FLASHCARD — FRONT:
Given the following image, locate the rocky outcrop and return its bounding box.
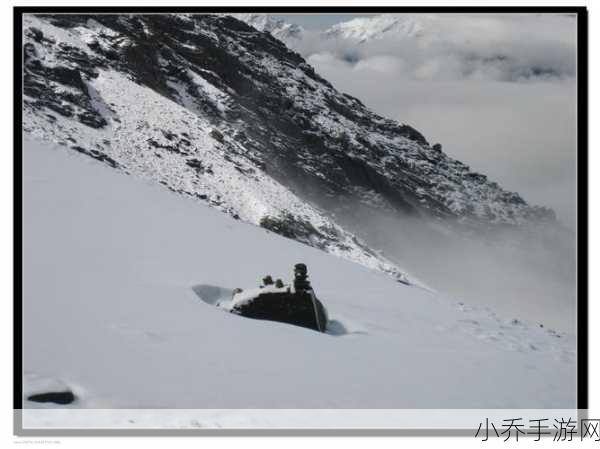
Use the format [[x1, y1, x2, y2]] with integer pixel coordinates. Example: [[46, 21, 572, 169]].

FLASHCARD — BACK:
[[230, 264, 328, 332]]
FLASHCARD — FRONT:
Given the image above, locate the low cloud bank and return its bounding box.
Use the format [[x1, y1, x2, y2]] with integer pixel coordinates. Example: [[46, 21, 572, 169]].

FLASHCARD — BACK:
[[291, 14, 577, 228], [334, 203, 576, 333], [298, 14, 576, 83]]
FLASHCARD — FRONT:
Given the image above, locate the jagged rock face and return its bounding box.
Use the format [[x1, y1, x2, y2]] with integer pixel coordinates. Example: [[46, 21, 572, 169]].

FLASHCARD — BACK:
[[22, 13, 556, 281]]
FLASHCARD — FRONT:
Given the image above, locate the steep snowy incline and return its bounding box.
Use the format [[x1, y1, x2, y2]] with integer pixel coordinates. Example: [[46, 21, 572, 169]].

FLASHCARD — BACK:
[[23, 138, 575, 412], [23, 13, 555, 233]]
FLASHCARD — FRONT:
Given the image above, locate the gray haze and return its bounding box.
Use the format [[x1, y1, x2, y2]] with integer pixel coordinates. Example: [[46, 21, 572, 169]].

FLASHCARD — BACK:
[[333, 203, 576, 333]]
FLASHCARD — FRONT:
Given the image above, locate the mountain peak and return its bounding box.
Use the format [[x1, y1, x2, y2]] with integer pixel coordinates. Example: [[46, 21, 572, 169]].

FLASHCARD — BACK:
[[229, 13, 305, 42], [325, 14, 430, 42]]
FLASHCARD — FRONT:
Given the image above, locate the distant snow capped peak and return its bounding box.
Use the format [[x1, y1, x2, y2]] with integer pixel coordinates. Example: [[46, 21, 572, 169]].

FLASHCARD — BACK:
[[229, 13, 304, 42], [232, 13, 430, 45], [229, 13, 282, 33], [325, 14, 433, 43]]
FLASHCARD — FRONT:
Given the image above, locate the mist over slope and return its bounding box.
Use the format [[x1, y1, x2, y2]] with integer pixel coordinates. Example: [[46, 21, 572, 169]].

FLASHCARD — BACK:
[[237, 12, 577, 225]]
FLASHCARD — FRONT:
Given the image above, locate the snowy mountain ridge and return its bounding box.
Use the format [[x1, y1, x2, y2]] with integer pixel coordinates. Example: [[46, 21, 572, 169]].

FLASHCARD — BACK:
[[23, 13, 554, 281], [324, 14, 430, 42], [22, 137, 576, 413], [228, 13, 305, 42]]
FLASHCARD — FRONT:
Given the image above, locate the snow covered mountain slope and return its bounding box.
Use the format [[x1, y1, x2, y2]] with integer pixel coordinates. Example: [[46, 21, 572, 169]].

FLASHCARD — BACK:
[[23, 13, 555, 240], [23, 138, 575, 413]]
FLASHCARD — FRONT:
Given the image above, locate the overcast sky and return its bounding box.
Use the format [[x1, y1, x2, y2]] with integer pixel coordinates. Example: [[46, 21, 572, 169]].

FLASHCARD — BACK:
[[273, 13, 578, 229]]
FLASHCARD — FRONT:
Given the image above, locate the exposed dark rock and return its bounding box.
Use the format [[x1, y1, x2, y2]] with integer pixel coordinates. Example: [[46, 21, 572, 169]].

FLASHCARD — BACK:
[[232, 290, 328, 332], [78, 111, 107, 129], [262, 275, 274, 286], [23, 34, 108, 129], [25, 27, 44, 43], [71, 146, 120, 168], [231, 264, 328, 332], [397, 124, 429, 146], [209, 128, 225, 143], [259, 213, 333, 248], [186, 158, 209, 173], [147, 138, 186, 155], [27, 391, 76, 405]]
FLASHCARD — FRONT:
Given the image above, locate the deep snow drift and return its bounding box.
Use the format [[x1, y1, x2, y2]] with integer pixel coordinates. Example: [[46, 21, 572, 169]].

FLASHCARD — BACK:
[[23, 138, 575, 415]]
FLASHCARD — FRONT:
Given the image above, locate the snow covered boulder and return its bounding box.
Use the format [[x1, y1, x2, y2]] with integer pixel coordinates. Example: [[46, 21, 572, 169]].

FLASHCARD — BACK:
[[229, 264, 328, 332]]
